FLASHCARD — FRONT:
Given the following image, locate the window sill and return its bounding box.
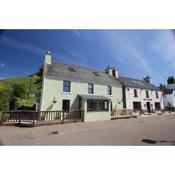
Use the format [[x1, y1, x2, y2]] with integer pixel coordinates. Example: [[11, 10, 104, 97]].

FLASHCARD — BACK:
[[61, 92, 72, 94], [108, 95, 113, 97]]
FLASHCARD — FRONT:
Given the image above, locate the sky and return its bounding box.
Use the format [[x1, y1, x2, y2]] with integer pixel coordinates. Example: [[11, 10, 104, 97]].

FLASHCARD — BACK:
[[0, 29, 175, 86]]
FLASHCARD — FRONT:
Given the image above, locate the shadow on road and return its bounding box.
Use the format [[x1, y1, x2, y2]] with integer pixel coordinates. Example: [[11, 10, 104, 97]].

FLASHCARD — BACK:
[[142, 139, 175, 145]]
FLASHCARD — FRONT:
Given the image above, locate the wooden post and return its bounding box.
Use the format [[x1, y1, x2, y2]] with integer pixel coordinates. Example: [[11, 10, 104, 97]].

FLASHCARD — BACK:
[[33, 112, 35, 127], [19, 113, 21, 125], [61, 112, 64, 124]]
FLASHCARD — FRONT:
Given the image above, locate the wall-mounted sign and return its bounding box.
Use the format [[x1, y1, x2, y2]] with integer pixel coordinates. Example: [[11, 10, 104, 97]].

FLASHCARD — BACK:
[[143, 98, 152, 101]]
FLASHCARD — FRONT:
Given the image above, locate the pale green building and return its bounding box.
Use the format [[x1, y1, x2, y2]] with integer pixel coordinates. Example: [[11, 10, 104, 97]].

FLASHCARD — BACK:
[[40, 51, 123, 122]]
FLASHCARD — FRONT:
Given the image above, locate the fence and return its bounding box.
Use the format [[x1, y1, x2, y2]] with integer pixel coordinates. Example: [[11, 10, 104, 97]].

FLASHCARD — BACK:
[[0, 110, 84, 126], [111, 108, 163, 118]]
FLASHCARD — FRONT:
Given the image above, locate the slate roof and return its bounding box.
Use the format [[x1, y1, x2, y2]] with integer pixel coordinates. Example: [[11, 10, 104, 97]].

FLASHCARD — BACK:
[[79, 94, 111, 100], [119, 76, 160, 91], [46, 61, 122, 87]]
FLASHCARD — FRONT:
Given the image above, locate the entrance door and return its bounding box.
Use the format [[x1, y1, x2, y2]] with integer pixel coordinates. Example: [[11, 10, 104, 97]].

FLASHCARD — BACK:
[[133, 102, 142, 111], [62, 100, 70, 111], [155, 102, 161, 110], [146, 102, 151, 113]]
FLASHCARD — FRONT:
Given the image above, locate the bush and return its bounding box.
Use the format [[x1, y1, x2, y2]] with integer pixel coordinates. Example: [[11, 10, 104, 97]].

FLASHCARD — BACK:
[[12, 84, 26, 98], [0, 90, 11, 111], [166, 107, 175, 112]]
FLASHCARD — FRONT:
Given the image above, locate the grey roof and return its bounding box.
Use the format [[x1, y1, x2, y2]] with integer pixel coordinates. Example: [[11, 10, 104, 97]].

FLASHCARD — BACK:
[[166, 84, 175, 90], [79, 94, 111, 100], [119, 76, 160, 91], [46, 61, 122, 87]]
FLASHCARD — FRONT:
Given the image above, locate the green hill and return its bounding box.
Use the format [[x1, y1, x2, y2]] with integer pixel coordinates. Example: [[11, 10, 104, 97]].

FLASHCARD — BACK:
[[1, 77, 39, 93], [0, 76, 41, 110]]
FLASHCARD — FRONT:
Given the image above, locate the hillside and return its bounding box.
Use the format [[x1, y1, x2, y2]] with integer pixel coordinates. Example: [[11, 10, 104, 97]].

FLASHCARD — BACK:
[[1, 77, 39, 93], [0, 76, 41, 110]]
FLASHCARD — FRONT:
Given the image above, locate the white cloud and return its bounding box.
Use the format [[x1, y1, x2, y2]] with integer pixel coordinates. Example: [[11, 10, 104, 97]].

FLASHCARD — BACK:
[[0, 62, 5, 67], [73, 30, 153, 74]]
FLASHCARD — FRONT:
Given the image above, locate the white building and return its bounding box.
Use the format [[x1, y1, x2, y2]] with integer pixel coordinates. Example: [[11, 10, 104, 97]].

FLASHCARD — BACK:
[[118, 75, 164, 112], [163, 77, 175, 110]]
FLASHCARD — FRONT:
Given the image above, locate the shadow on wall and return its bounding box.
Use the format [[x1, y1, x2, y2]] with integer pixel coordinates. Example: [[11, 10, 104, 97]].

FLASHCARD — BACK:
[[71, 96, 80, 110], [142, 139, 175, 145], [46, 104, 54, 111]]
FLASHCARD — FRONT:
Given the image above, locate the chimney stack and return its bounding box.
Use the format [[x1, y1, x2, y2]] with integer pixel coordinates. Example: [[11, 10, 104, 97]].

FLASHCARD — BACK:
[[143, 75, 151, 84], [105, 66, 118, 78], [44, 50, 52, 65], [167, 76, 175, 84]]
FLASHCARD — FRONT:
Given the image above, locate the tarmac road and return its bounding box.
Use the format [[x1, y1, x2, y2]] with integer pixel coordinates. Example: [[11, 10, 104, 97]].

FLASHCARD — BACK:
[[0, 114, 175, 145]]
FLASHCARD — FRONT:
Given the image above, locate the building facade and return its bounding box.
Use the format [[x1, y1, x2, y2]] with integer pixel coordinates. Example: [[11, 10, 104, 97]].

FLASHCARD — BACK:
[[163, 76, 175, 109], [118, 75, 164, 112], [40, 51, 123, 122]]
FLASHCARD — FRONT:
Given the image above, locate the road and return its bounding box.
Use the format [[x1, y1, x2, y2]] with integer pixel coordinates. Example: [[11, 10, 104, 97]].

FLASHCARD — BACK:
[[0, 114, 175, 145]]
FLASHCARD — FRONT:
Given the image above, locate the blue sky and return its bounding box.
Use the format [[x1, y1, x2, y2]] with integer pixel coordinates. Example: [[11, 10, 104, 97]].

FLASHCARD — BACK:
[[0, 29, 175, 85]]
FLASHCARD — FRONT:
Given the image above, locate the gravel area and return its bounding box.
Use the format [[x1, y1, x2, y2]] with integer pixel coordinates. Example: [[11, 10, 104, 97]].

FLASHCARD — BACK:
[[0, 114, 175, 145]]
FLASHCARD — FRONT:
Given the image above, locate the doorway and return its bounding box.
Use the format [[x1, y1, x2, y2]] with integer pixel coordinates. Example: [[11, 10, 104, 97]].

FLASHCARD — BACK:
[[133, 102, 142, 111], [62, 100, 70, 111], [155, 102, 161, 110], [146, 102, 151, 112]]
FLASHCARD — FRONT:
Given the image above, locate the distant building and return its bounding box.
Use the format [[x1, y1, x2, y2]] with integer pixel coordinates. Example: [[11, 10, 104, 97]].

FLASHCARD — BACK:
[[118, 75, 164, 112], [163, 76, 175, 110], [40, 51, 123, 122]]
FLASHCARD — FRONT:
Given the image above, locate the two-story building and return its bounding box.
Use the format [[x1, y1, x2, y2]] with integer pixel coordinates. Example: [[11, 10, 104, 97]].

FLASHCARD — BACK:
[[40, 51, 123, 122], [118, 75, 164, 112]]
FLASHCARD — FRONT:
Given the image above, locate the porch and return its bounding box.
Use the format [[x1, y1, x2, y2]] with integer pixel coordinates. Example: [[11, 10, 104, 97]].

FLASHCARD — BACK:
[[79, 94, 111, 122]]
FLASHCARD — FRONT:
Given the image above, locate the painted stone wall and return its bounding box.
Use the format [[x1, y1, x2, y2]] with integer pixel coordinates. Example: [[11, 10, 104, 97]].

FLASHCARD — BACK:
[[125, 87, 164, 110], [82, 99, 111, 122], [40, 75, 123, 112], [163, 91, 175, 107]]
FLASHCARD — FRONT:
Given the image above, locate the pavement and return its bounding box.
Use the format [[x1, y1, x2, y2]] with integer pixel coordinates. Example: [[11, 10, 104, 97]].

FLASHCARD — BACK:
[[0, 113, 175, 145]]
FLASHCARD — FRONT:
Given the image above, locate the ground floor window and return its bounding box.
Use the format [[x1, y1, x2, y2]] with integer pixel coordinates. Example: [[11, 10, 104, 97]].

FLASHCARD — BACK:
[[133, 102, 142, 110], [155, 102, 161, 110], [87, 100, 109, 111], [62, 100, 70, 111]]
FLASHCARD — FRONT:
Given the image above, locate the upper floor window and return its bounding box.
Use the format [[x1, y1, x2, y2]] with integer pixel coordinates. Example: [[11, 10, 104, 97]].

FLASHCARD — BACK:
[[88, 83, 94, 94], [134, 89, 138, 97], [108, 85, 112, 95], [156, 91, 159, 98], [63, 80, 71, 92], [146, 90, 149, 98]]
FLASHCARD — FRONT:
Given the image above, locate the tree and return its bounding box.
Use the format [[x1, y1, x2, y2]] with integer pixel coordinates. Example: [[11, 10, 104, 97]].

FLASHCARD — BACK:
[[30, 66, 43, 90], [159, 83, 165, 90], [0, 90, 10, 111], [30, 66, 43, 102], [0, 81, 5, 94], [12, 84, 26, 98]]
